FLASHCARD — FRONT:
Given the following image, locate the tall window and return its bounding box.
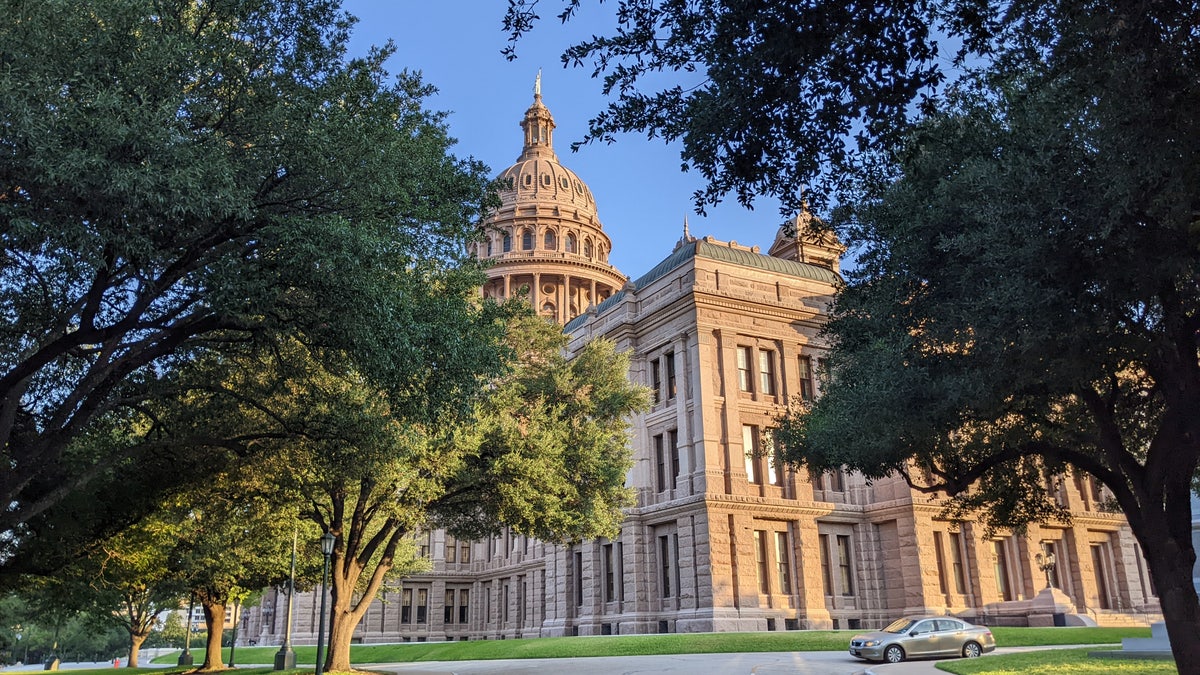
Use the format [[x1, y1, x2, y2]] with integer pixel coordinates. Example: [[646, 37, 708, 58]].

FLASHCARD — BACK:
[[665, 351, 677, 399], [668, 429, 680, 489], [764, 429, 779, 485], [445, 535, 457, 563], [566, 233, 577, 253], [933, 532, 948, 595], [544, 230, 557, 249], [819, 534, 833, 595], [659, 535, 673, 598], [775, 532, 793, 594], [521, 228, 534, 250], [993, 539, 1013, 601], [759, 349, 776, 395], [458, 589, 469, 624], [798, 356, 814, 402], [742, 424, 761, 484], [949, 532, 967, 594], [574, 550, 584, 606], [460, 541, 471, 564], [754, 530, 770, 594], [584, 239, 593, 258], [444, 590, 455, 623], [416, 588, 428, 623], [502, 231, 512, 252], [826, 468, 845, 492], [650, 358, 661, 404], [654, 434, 666, 492], [603, 544, 615, 602], [837, 535, 854, 596], [401, 588, 412, 623], [486, 238, 493, 256], [736, 346, 753, 392]]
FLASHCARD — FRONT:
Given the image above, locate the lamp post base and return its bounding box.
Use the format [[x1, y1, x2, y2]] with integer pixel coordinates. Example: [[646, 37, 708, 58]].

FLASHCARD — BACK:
[[273, 649, 295, 670], [177, 652, 193, 667]]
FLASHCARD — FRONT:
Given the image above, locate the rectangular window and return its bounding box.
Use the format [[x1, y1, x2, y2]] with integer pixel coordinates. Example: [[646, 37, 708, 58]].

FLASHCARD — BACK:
[[737, 346, 753, 392], [650, 358, 661, 404], [764, 429, 779, 485], [669, 429, 680, 489], [401, 588, 412, 623], [827, 468, 845, 492], [460, 542, 471, 564], [417, 588, 428, 623], [604, 543, 615, 602], [993, 540, 1013, 601], [819, 534, 833, 595], [459, 589, 469, 624], [503, 583, 509, 622], [419, 531, 430, 559], [759, 349, 776, 395], [445, 536, 457, 563], [754, 530, 770, 594], [742, 425, 760, 484], [574, 551, 584, 606], [933, 532, 948, 595], [659, 535, 673, 598], [444, 590, 455, 624], [616, 542, 625, 601], [665, 351, 677, 399], [949, 532, 967, 594], [837, 535, 854, 596], [775, 532, 793, 594], [654, 434, 666, 492], [798, 356, 815, 402]]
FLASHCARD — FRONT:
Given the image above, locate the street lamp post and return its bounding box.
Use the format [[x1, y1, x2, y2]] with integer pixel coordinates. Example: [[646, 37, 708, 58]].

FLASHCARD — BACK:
[[227, 595, 242, 668], [1035, 546, 1058, 589], [274, 531, 297, 670], [314, 532, 336, 675], [178, 593, 194, 666]]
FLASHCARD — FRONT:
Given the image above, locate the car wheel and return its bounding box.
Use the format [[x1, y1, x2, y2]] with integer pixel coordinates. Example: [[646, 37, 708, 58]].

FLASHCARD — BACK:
[[884, 645, 905, 663], [963, 641, 982, 658]]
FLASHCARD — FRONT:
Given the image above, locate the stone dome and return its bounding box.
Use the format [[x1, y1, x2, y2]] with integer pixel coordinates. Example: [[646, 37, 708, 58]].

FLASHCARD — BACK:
[[494, 92, 599, 220], [473, 77, 627, 325]]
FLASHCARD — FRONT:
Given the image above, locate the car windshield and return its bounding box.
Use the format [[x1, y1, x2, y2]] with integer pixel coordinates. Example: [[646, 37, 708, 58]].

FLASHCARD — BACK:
[[883, 618, 917, 634]]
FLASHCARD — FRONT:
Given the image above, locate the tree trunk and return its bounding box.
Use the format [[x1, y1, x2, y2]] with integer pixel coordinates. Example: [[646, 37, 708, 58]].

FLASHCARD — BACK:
[[199, 598, 227, 671], [126, 629, 150, 668], [326, 603, 359, 673], [1140, 520, 1200, 672]]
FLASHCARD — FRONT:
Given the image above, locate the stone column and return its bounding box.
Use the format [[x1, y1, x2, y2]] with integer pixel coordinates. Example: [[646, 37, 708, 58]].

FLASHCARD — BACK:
[[794, 516, 833, 628]]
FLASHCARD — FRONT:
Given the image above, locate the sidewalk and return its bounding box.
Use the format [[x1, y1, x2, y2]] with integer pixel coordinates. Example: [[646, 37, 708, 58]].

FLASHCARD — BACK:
[[856, 644, 1124, 675]]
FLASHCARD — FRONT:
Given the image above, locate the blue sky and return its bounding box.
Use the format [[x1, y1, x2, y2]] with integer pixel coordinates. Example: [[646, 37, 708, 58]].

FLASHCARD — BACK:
[[341, 1, 790, 278]]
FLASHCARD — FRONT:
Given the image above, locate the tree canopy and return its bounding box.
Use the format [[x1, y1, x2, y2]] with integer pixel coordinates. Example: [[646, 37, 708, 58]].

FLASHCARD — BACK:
[[0, 0, 498, 576], [769, 1, 1200, 665]]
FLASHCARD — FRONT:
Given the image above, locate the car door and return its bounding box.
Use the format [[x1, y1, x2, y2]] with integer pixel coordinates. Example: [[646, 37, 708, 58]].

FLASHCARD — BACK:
[[934, 619, 964, 656], [904, 620, 938, 657]]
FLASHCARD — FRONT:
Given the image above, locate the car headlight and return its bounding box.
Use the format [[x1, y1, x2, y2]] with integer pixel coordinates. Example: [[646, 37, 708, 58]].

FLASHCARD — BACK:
[[863, 640, 880, 647]]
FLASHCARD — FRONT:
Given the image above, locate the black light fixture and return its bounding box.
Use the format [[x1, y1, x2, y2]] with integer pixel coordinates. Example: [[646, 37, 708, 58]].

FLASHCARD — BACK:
[[178, 593, 194, 666], [314, 531, 336, 675]]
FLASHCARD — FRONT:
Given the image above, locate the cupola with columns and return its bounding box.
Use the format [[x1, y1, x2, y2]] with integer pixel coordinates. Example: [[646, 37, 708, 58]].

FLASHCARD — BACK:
[[472, 75, 628, 324]]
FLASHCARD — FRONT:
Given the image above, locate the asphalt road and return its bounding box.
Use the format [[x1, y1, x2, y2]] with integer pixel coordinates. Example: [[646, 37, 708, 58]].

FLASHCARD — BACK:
[[380, 651, 874, 675]]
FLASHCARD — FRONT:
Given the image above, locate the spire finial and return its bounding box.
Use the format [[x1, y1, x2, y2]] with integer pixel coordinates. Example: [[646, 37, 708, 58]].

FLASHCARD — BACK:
[[683, 215, 690, 239], [534, 69, 542, 98]]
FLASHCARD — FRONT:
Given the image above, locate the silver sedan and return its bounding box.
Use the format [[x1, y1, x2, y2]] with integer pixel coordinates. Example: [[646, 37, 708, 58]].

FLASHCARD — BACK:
[[848, 616, 997, 663]]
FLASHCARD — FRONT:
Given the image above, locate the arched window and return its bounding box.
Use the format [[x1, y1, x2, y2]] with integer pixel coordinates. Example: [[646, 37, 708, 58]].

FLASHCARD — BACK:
[[599, 246, 608, 262], [565, 233, 577, 253], [522, 228, 534, 251], [502, 231, 512, 252], [486, 238, 493, 257], [542, 302, 555, 315], [544, 230, 557, 250], [584, 239, 593, 258]]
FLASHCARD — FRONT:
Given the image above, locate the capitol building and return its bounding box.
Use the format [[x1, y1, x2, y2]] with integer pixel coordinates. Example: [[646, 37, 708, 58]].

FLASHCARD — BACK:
[[242, 89, 1160, 644]]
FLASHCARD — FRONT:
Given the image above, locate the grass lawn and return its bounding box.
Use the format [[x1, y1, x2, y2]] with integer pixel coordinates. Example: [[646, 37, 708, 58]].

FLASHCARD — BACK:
[[936, 647, 1175, 674], [141, 625, 1149, 665]]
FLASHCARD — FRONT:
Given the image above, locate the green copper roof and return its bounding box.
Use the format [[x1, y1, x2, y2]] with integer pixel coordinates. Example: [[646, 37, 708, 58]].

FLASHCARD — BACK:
[[565, 238, 840, 331]]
